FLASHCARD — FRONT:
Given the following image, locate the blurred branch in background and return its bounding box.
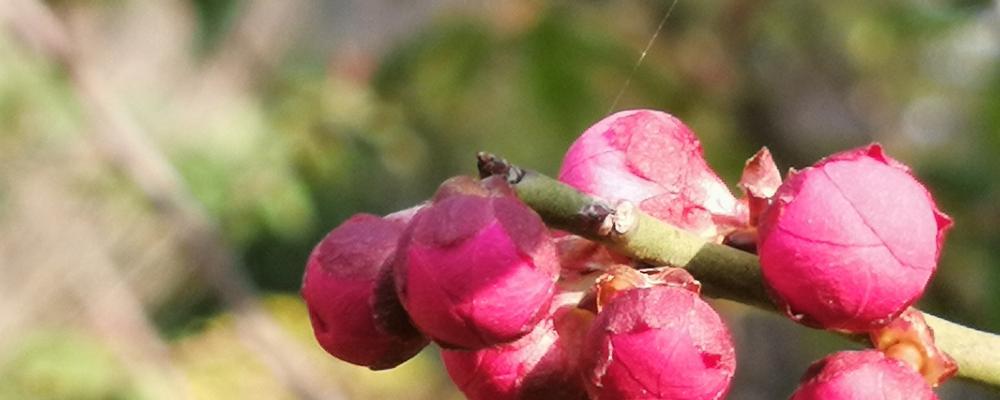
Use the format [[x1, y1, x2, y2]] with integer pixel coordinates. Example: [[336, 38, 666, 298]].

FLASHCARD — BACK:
[[0, 1, 341, 399], [0, 172, 193, 399]]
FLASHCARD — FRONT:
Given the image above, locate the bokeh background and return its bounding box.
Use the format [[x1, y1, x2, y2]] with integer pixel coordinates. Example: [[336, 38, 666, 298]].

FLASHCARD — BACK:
[[0, 0, 998, 399]]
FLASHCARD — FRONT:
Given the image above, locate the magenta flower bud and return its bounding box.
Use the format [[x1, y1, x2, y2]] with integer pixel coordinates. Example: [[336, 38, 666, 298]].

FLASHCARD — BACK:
[[558, 109, 745, 241], [441, 306, 593, 400], [394, 178, 560, 349], [790, 350, 937, 400], [758, 144, 952, 332], [301, 214, 429, 370], [581, 286, 736, 400]]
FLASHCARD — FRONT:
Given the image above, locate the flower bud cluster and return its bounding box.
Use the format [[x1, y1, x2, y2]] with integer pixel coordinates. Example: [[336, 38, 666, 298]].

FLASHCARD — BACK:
[[302, 109, 956, 399], [302, 175, 738, 399]]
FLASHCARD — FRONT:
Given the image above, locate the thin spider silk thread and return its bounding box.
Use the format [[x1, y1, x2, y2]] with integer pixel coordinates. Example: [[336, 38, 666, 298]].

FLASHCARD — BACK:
[[608, 0, 680, 114]]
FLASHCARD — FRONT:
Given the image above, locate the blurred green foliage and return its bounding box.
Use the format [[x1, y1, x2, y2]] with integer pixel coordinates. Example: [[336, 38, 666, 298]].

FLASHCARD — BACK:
[[189, 0, 240, 54], [173, 295, 458, 400], [0, 333, 139, 400]]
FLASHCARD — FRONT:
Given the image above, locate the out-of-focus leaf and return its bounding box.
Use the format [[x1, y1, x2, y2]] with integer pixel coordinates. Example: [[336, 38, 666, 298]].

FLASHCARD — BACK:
[[174, 295, 461, 400], [189, 0, 241, 55], [0, 332, 140, 400]]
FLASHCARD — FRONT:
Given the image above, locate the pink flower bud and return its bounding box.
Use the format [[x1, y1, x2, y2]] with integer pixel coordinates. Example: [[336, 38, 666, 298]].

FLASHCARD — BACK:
[[442, 306, 593, 400], [301, 214, 429, 370], [581, 285, 736, 400], [758, 144, 952, 332], [558, 109, 745, 241], [394, 178, 560, 349], [790, 350, 937, 400]]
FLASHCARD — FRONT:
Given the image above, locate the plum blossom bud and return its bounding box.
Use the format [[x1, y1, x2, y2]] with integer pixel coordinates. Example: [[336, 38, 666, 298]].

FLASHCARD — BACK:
[[394, 177, 560, 349], [790, 350, 937, 400], [558, 109, 745, 241], [581, 285, 735, 400], [385, 203, 427, 224], [301, 214, 429, 370], [758, 144, 952, 332], [442, 306, 593, 400]]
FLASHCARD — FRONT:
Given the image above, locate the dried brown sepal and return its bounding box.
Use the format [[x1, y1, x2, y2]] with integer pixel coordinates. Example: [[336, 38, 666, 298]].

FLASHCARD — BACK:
[[648, 267, 702, 294], [554, 235, 625, 275], [593, 265, 653, 312], [722, 227, 758, 254], [592, 265, 701, 312], [870, 307, 958, 387]]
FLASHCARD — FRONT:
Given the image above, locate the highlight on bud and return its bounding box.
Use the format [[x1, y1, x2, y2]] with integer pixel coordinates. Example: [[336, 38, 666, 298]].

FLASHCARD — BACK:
[[394, 176, 560, 349], [441, 306, 593, 400], [301, 214, 429, 370], [558, 109, 746, 241], [790, 350, 938, 400], [758, 143, 952, 332], [581, 285, 735, 400]]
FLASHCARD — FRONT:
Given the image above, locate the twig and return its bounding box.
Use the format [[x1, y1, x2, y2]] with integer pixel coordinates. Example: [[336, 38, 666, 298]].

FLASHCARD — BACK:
[[478, 152, 1000, 389]]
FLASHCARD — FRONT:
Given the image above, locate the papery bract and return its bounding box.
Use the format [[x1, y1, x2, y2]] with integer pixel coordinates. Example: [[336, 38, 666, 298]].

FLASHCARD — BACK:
[[554, 235, 626, 275], [725, 148, 783, 252], [790, 350, 937, 400], [581, 285, 735, 400], [442, 306, 593, 400], [870, 308, 957, 387], [758, 143, 952, 332], [301, 214, 429, 370], [588, 265, 701, 313], [558, 109, 745, 241], [394, 177, 560, 349], [739, 146, 782, 227]]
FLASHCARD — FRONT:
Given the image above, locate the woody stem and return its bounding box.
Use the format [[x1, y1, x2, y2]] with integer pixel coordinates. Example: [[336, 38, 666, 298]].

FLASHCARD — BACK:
[[477, 152, 1000, 389]]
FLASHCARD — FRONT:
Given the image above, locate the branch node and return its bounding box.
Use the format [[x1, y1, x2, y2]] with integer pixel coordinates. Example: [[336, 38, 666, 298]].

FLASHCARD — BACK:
[[476, 150, 1000, 388], [612, 201, 637, 235], [582, 203, 615, 236], [476, 152, 524, 184], [583, 201, 636, 237]]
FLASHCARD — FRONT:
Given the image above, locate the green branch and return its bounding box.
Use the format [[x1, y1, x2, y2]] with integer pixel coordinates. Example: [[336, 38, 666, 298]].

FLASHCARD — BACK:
[[477, 152, 1000, 389]]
